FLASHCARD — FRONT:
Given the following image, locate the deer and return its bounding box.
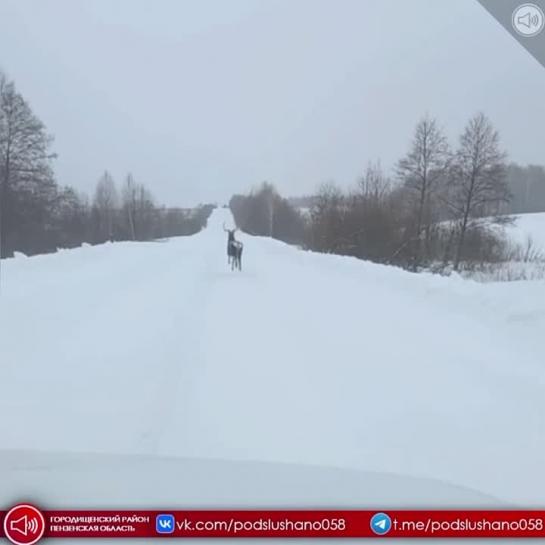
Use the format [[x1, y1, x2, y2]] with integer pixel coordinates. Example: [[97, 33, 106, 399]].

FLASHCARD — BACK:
[[223, 222, 243, 271]]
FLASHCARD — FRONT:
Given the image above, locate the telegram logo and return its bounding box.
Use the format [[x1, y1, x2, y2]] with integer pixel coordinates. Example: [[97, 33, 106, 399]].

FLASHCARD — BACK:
[[370, 512, 392, 536]]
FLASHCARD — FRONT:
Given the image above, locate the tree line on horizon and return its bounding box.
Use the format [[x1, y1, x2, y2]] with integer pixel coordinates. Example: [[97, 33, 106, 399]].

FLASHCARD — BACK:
[[0, 71, 213, 258], [231, 114, 544, 272], [2, 65, 542, 270]]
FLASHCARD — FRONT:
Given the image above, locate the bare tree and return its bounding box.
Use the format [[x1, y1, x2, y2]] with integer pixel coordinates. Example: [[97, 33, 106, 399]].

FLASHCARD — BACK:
[[93, 171, 118, 242], [350, 162, 402, 261], [397, 116, 450, 269], [448, 113, 509, 270], [53, 186, 91, 248], [121, 173, 155, 240], [122, 173, 137, 240], [134, 183, 155, 239], [257, 181, 276, 237], [309, 182, 345, 253], [359, 161, 390, 201], [0, 71, 57, 257]]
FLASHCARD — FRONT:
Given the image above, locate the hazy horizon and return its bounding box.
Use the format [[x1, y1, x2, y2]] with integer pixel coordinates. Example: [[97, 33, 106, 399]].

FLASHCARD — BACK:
[[1, 0, 544, 207]]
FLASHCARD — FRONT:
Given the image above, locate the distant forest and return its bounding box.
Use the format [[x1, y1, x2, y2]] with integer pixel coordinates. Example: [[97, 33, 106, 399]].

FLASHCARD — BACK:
[[288, 164, 545, 217], [506, 164, 545, 214], [0, 71, 213, 258]]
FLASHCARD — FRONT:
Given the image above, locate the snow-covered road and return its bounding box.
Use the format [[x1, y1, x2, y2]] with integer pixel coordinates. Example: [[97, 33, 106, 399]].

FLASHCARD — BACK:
[[1, 208, 544, 506]]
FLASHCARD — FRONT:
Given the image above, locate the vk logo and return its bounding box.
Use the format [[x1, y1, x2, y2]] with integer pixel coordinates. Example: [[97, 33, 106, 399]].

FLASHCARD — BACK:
[[370, 512, 392, 536], [156, 514, 175, 534]]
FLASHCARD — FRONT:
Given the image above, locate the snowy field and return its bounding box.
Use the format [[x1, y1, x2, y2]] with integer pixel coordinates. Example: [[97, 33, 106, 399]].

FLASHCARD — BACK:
[[462, 212, 545, 282], [505, 212, 545, 253], [1, 208, 545, 531]]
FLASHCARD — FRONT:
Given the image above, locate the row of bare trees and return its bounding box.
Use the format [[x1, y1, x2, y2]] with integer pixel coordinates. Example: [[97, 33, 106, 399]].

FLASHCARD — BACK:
[[92, 171, 155, 243], [230, 113, 512, 273], [307, 113, 511, 271], [89, 171, 213, 244], [0, 71, 212, 257]]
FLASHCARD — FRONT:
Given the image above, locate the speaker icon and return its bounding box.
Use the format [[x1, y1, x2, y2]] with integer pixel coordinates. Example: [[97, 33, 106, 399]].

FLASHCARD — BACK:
[[3, 504, 45, 545], [512, 3, 544, 36], [10, 516, 39, 537], [517, 12, 540, 28]]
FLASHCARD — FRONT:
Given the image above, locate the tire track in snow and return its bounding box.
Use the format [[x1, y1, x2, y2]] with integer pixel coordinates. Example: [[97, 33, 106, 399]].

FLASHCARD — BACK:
[[137, 239, 211, 456]]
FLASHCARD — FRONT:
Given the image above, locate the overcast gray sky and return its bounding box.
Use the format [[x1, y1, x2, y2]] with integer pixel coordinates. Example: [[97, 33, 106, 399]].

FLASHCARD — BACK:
[[1, 0, 544, 206]]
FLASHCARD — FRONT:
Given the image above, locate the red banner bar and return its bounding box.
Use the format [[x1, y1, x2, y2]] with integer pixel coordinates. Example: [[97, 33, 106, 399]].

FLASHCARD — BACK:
[[3, 509, 545, 540]]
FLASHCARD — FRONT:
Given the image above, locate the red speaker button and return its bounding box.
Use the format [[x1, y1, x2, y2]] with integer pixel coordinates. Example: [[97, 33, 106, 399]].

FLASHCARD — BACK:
[[3, 504, 45, 545]]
